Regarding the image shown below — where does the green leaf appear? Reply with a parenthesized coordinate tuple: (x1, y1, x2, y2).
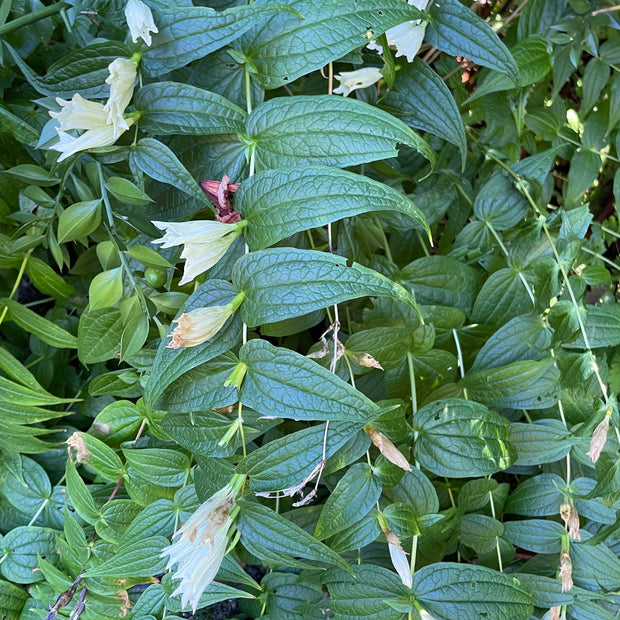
(125, 245, 173, 269)
(130, 138, 207, 202)
(470, 315, 553, 372)
(0, 299, 77, 349)
(57, 199, 102, 243)
(382, 59, 467, 165)
(0, 375, 74, 406)
(246, 95, 434, 170)
(233, 248, 416, 326)
(468, 36, 552, 101)
(77, 307, 123, 364)
(105, 177, 153, 206)
(0, 103, 38, 145)
(238, 421, 360, 493)
(459, 513, 504, 554)
(6, 164, 59, 186)
(163, 575, 255, 612)
(0, 346, 46, 393)
(0, 526, 58, 584)
(237, 0, 426, 89)
(65, 461, 99, 524)
(96, 500, 142, 544)
(426, 0, 518, 81)
(25, 256, 75, 298)
(1, 457, 51, 517)
(238, 165, 429, 250)
(239, 339, 382, 423)
(144, 281, 242, 410)
(315, 463, 382, 539)
(461, 358, 561, 410)
(473, 173, 529, 230)
(505, 473, 565, 517)
(135, 82, 246, 135)
(237, 500, 351, 572)
(564, 303, 620, 349)
(581, 58, 610, 116)
(399, 255, 481, 315)
(502, 519, 564, 554)
(141, 3, 297, 76)
(79, 433, 125, 482)
(123, 448, 190, 487)
(412, 562, 533, 620)
(413, 398, 516, 477)
(86, 536, 169, 578)
(325, 564, 406, 620)
(510, 419, 577, 466)
(0, 579, 28, 619)
(88, 267, 124, 310)
(5, 41, 129, 98)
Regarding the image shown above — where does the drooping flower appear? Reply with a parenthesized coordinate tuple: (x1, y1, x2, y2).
(104, 58, 138, 130)
(125, 0, 159, 46)
(152, 219, 245, 286)
(385, 529, 412, 588)
(162, 484, 237, 613)
(367, 0, 430, 63)
(559, 501, 580, 541)
(367, 428, 412, 472)
(559, 548, 573, 592)
(166, 293, 244, 349)
(587, 410, 611, 463)
(199, 175, 241, 223)
(333, 67, 383, 97)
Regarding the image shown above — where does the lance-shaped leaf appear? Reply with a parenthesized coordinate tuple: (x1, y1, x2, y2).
(413, 398, 516, 477)
(237, 0, 426, 89)
(141, 3, 297, 76)
(238, 421, 360, 493)
(237, 500, 351, 572)
(5, 41, 129, 99)
(237, 166, 429, 250)
(426, 0, 518, 82)
(239, 339, 381, 423)
(382, 59, 467, 165)
(144, 281, 242, 411)
(85, 536, 169, 578)
(245, 95, 434, 171)
(233, 248, 417, 326)
(135, 82, 246, 136)
(412, 562, 533, 620)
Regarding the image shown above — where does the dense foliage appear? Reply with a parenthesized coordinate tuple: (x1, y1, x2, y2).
(1, 0, 620, 618)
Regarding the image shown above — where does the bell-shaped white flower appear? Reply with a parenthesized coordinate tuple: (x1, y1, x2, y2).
(125, 0, 159, 46)
(49, 94, 110, 132)
(162, 484, 237, 612)
(333, 67, 383, 97)
(166, 293, 244, 349)
(386, 529, 412, 588)
(152, 219, 245, 286)
(104, 58, 138, 130)
(367, 0, 429, 63)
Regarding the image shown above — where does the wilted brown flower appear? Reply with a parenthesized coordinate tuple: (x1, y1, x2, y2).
(559, 548, 573, 592)
(199, 175, 241, 223)
(548, 605, 561, 620)
(354, 352, 383, 370)
(367, 428, 412, 472)
(560, 501, 580, 541)
(587, 413, 610, 463)
(66, 432, 92, 464)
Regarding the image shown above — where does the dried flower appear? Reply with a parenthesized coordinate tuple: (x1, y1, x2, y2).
(66, 432, 92, 464)
(125, 0, 158, 46)
(559, 501, 580, 541)
(167, 293, 244, 349)
(559, 548, 573, 592)
(367, 0, 429, 63)
(548, 606, 562, 620)
(367, 428, 412, 471)
(104, 58, 138, 130)
(587, 411, 611, 463)
(385, 529, 412, 588)
(152, 219, 245, 285)
(199, 175, 241, 223)
(333, 67, 383, 97)
(354, 352, 383, 370)
(162, 484, 236, 612)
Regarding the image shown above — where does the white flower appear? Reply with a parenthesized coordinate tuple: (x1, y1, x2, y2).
(104, 58, 137, 130)
(333, 67, 383, 97)
(125, 0, 159, 46)
(367, 0, 429, 63)
(166, 293, 244, 349)
(50, 94, 111, 132)
(152, 219, 245, 286)
(162, 485, 236, 612)
(386, 530, 412, 588)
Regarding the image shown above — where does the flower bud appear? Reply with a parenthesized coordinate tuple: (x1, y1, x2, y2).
(334, 67, 383, 97)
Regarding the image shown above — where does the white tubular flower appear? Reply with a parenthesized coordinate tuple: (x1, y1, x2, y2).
(104, 58, 138, 130)
(386, 529, 412, 588)
(167, 293, 244, 349)
(367, 0, 429, 63)
(49, 94, 110, 132)
(125, 0, 159, 46)
(162, 485, 236, 613)
(51, 122, 125, 162)
(152, 219, 245, 286)
(333, 67, 383, 97)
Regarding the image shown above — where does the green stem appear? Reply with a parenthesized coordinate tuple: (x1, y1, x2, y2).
(0, 2, 68, 37)
(0, 250, 32, 328)
(406, 352, 421, 469)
